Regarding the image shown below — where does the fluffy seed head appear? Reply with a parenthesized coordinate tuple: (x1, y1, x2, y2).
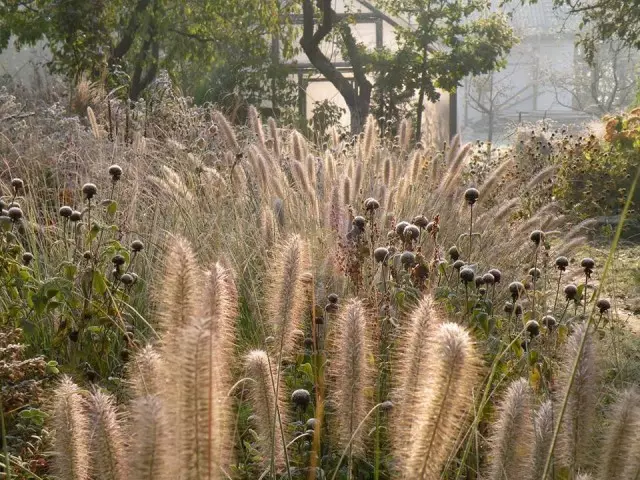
(509, 281, 525, 300)
(82, 183, 97, 200)
(460, 267, 475, 283)
(530, 230, 544, 245)
(489, 268, 502, 283)
(87, 390, 127, 480)
(482, 273, 495, 285)
(448, 245, 460, 261)
(404, 224, 420, 241)
(555, 256, 569, 271)
(564, 284, 578, 300)
(59, 206, 73, 218)
(108, 164, 123, 180)
(364, 197, 380, 211)
(413, 214, 429, 228)
(453, 260, 465, 270)
(11, 178, 24, 190)
(464, 187, 479, 205)
(525, 320, 540, 337)
(131, 240, 144, 252)
(596, 298, 611, 313)
(395, 221, 410, 236)
(374, 247, 389, 263)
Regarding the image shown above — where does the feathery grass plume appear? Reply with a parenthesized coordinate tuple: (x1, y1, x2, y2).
(88, 390, 127, 480)
(558, 323, 597, 474)
(268, 117, 281, 158)
(393, 298, 440, 447)
(148, 166, 195, 206)
(329, 299, 371, 456)
(248, 146, 269, 193)
(343, 175, 352, 206)
(328, 184, 343, 233)
(598, 389, 640, 480)
(363, 114, 377, 161)
(306, 154, 317, 192)
(399, 117, 412, 151)
(212, 110, 239, 151)
(292, 131, 305, 163)
(477, 198, 519, 232)
(486, 378, 534, 480)
(261, 205, 277, 246)
(478, 157, 514, 200)
(172, 316, 233, 479)
(87, 106, 100, 139)
(530, 400, 554, 480)
(324, 152, 336, 184)
(274, 198, 285, 228)
(441, 142, 472, 194)
(410, 150, 422, 184)
(199, 261, 238, 355)
(523, 164, 558, 192)
(128, 344, 162, 398)
(245, 349, 286, 469)
(622, 419, 640, 480)
(129, 395, 169, 480)
(353, 162, 363, 202)
(266, 234, 309, 358)
(291, 160, 311, 195)
(576, 474, 593, 480)
(248, 105, 266, 149)
(383, 157, 392, 186)
(329, 126, 340, 150)
(402, 323, 481, 480)
(52, 376, 90, 480)
(155, 235, 201, 337)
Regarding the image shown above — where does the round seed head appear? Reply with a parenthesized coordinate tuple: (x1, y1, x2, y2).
(400, 251, 416, 268)
(529, 267, 541, 280)
(482, 272, 495, 285)
(580, 257, 595, 270)
(325, 303, 339, 314)
(460, 267, 475, 283)
(514, 304, 523, 316)
(596, 298, 610, 313)
(59, 206, 73, 218)
(448, 245, 460, 261)
(70, 210, 82, 222)
(509, 281, 525, 300)
(8, 207, 23, 221)
(120, 273, 134, 286)
(291, 389, 311, 410)
(83, 251, 92, 260)
(404, 224, 420, 241)
(108, 164, 123, 180)
(0, 200, 6, 210)
(395, 221, 410, 236)
(526, 320, 540, 337)
(542, 315, 557, 330)
(68, 330, 79, 342)
(82, 183, 98, 200)
(130, 272, 139, 284)
(374, 247, 389, 263)
(306, 418, 317, 430)
(364, 197, 380, 211)
(464, 187, 479, 205)
(475, 276, 485, 288)
(0, 210, 8, 218)
(11, 178, 24, 191)
(564, 284, 578, 300)
(412, 214, 429, 228)
(488, 268, 501, 283)
(555, 256, 569, 271)
(111, 254, 126, 266)
(426, 221, 435, 233)
(22, 252, 33, 265)
(529, 230, 544, 245)
(328, 293, 339, 304)
(504, 302, 514, 314)
(353, 216, 366, 230)
(478, 287, 487, 295)
(453, 260, 465, 270)
(303, 337, 313, 349)
(380, 400, 393, 412)
(131, 240, 144, 252)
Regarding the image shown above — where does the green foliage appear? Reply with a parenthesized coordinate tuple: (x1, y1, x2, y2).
(310, 100, 346, 144)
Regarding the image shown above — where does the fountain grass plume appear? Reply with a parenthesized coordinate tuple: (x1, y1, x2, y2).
(128, 345, 162, 398)
(52, 376, 90, 480)
(363, 114, 377, 161)
(199, 261, 238, 356)
(486, 378, 534, 480)
(88, 390, 127, 480)
(266, 234, 309, 359)
(155, 235, 201, 338)
(212, 111, 239, 152)
(403, 322, 481, 480)
(558, 323, 597, 474)
(248, 105, 265, 149)
(530, 400, 554, 480)
(245, 349, 286, 470)
(598, 389, 640, 480)
(129, 395, 170, 480)
(268, 117, 281, 158)
(328, 299, 372, 458)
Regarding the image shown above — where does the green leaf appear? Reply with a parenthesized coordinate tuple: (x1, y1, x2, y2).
(107, 200, 117, 216)
(92, 270, 108, 295)
(298, 363, 314, 383)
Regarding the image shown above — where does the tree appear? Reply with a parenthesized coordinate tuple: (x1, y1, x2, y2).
(0, 0, 295, 101)
(298, 0, 516, 134)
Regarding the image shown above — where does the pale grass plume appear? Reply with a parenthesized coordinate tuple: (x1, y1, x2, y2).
(383, 157, 392, 186)
(363, 114, 377, 161)
(410, 150, 422, 184)
(291, 160, 312, 196)
(486, 378, 534, 480)
(52, 376, 90, 480)
(441, 141, 472, 194)
(87, 106, 101, 139)
(328, 184, 343, 233)
(328, 299, 371, 456)
(129, 395, 170, 480)
(478, 156, 515, 201)
(155, 235, 201, 337)
(172, 316, 234, 479)
(261, 205, 278, 246)
(399, 117, 412, 151)
(128, 344, 162, 398)
(576, 474, 593, 480)
(306, 154, 317, 192)
(268, 117, 281, 158)
(199, 261, 238, 356)
(598, 389, 640, 480)
(245, 349, 286, 469)
(558, 323, 597, 473)
(88, 390, 127, 480)
(248, 146, 269, 192)
(352, 162, 363, 203)
(265, 234, 309, 358)
(213, 110, 239, 151)
(329, 126, 340, 151)
(148, 166, 195, 206)
(343, 175, 351, 206)
(324, 152, 336, 184)
(291, 130, 307, 163)
(248, 105, 266, 149)
(402, 323, 481, 480)
(530, 400, 554, 480)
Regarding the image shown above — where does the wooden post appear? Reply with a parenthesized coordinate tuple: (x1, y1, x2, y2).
(375, 18, 383, 49)
(297, 71, 307, 122)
